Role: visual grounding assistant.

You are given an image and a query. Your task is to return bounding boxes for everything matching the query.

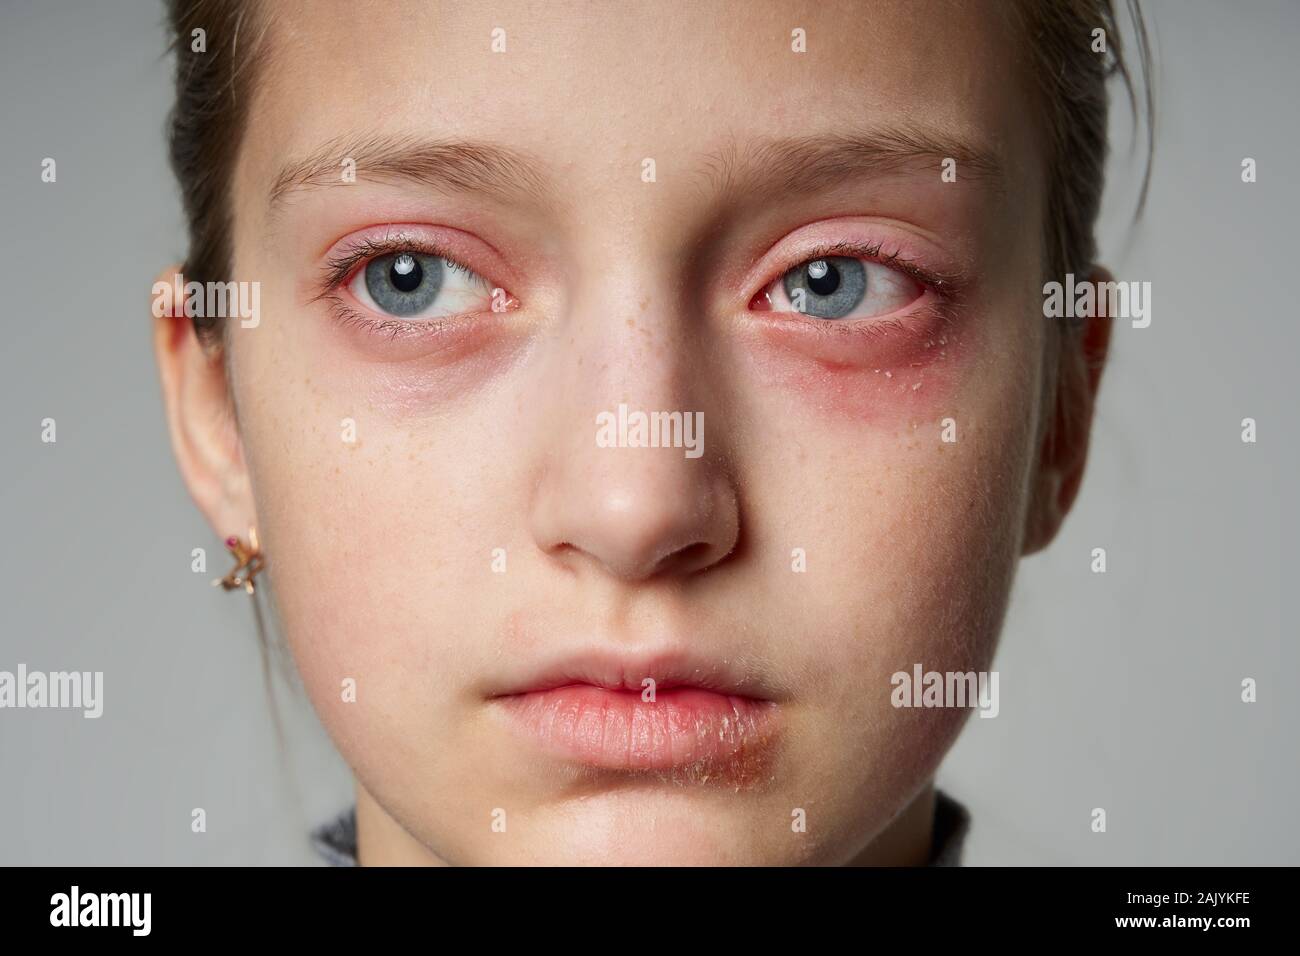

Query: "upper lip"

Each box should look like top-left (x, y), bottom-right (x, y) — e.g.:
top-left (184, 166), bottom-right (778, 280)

top-left (486, 647), bottom-right (781, 701)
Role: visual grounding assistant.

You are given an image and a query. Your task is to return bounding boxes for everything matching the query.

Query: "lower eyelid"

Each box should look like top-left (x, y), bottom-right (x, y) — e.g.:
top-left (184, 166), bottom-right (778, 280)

top-left (326, 293), bottom-right (479, 341)
top-left (752, 289), bottom-right (949, 335)
top-left (737, 296), bottom-right (961, 373)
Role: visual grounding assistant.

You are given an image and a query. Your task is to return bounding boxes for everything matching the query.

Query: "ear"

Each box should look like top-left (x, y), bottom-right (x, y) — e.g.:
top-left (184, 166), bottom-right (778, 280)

top-left (1021, 265), bottom-right (1113, 555)
top-left (151, 266), bottom-right (257, 541)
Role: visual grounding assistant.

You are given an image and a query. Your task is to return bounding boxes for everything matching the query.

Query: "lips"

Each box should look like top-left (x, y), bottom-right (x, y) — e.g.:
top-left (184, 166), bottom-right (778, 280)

top-left (488, 652), bottom-right (782, 775)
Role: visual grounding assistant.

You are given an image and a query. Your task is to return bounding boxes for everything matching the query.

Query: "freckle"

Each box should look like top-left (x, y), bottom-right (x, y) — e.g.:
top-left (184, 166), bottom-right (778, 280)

top-left (627, 318), bottom-right (635, 328)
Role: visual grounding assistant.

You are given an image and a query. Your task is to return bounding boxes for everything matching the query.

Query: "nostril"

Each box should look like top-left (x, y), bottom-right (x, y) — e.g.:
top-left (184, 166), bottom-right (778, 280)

top-left (656, 541), bottom-right (717, 577)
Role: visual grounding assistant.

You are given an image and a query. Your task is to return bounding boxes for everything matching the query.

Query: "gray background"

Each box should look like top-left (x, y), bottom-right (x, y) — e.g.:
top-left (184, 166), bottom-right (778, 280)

top-left (1, 1), bottom-right (1295, 865)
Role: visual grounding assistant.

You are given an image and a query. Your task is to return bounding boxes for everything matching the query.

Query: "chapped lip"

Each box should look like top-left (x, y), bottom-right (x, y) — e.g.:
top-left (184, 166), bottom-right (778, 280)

top-left (487, 648), bottom-right (784, 776)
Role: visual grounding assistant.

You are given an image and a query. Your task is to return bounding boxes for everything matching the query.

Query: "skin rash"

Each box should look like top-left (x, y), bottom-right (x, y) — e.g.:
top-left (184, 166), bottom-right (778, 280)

top-left (155, 0), bottom-right (1105, 865)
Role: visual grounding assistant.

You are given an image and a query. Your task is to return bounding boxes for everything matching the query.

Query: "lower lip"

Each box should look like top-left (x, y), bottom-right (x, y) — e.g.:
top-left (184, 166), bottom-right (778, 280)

top-left (494, 685), bottom-right (780, 772)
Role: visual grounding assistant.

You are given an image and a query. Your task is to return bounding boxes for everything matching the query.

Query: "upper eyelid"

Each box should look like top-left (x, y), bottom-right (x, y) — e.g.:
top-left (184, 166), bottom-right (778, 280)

top-left (764, 241), bottom-right (945, 296)
top-left (315, 222), bottom-right (522, 296)
top-left (321, 236), bottom-right (481, 288)
top-left (742, 220), bottom-right (970, 303)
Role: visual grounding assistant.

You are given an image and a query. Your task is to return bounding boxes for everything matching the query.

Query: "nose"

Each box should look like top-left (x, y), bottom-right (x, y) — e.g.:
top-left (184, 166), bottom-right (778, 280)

top-left (527, 296), bottom-right (739, 584)
top-left (532, 439), bottom-right (739, 581)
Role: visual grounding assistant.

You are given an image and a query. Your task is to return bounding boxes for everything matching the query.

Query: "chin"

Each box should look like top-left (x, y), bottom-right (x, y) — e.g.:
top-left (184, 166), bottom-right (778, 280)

top-left (483, 790), bottom-right (805, 866)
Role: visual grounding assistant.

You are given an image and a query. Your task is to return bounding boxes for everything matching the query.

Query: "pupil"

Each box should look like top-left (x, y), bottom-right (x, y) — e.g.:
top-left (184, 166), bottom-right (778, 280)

top-left (806, 260), bottom-right (839, 296)
top-left (390, 254), bottom-right (422, 293)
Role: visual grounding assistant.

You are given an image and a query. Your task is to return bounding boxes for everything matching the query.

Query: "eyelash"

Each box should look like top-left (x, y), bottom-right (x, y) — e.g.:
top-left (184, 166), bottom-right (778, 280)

top-left (764, 238), bottom-right (962, 302)
top-left (314, 235), bottom-right (494, 340)
top-left (754, 239), bottom-right (965, 344)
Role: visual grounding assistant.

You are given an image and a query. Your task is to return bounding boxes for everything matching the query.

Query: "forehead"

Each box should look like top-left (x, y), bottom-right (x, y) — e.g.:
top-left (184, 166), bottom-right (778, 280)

top-left (241, 0), bottom-right (1038, 197)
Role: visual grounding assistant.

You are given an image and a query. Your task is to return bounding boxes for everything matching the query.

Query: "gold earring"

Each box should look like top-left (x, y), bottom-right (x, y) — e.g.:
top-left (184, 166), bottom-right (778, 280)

top-left (215, 527), bottom-right (266, 594)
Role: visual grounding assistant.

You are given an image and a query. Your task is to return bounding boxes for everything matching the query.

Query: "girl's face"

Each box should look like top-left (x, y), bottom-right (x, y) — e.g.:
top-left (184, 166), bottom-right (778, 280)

top-left (166, 0), bottom-right (1083, 864)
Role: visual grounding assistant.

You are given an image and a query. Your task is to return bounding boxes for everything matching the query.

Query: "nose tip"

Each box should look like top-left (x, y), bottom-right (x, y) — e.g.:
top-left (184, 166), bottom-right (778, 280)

top-left (531, 453), bottom-right (740, 583)
top-left (587, 480), bottom-right (737, 580)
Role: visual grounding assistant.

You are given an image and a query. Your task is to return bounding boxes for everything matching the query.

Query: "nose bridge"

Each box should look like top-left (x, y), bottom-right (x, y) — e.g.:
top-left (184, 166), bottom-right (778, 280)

top-left (562, 222), bottom-right (697, 409)
top-left (525, 236), bottom-right (739, 583)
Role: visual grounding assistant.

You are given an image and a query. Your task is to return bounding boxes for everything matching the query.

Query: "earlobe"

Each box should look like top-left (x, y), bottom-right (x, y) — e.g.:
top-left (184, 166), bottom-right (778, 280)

top-left (1021, 265), bottom-right (1114, 556)
top-left (151, 265), bottom-right (255, 540)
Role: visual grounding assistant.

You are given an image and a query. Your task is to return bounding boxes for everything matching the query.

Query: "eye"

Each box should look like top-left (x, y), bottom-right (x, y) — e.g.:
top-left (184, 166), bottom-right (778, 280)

top-left (349, 251), bottom-right (496, 319)
top-left (756, 255), bottom-right (923, 321)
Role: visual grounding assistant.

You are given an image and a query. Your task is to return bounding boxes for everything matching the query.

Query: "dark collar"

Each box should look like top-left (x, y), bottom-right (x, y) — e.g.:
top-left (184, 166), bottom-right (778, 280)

top-left (311, 790), bottom-right (970, 866)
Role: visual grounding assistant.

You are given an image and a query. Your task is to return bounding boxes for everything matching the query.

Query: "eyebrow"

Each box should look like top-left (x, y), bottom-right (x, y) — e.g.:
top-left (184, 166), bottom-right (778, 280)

top-left (268, 125), bottom-right (1003, 216)
top-left (268, 133), bottom-right (554, 212)
top-left (696, 126), bottom-right (1005, 202)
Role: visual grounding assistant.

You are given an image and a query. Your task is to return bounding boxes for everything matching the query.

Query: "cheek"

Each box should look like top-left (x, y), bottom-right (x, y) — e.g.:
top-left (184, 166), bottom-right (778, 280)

top-left (735, 424), bottom-right (1031, 856)
top-left (228, 358), bottom-right (469, 709)
top-left (814, 442), bottom-right (1026, 665)
top-left (782, 436), bottom-right (1027, 796)
top-left (735, 314), bottom-right (1043, 715)
top-left (225, 296), bottom-right (529, 700)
